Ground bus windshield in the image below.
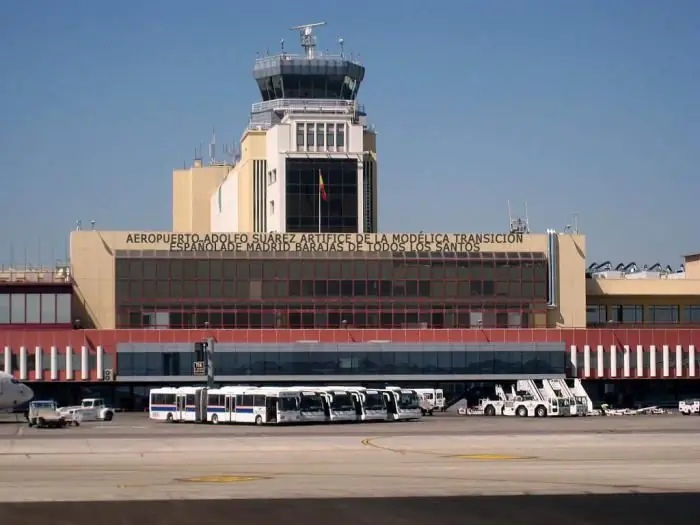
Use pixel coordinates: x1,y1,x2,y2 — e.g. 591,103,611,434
399,392,420,409
330,393,354,411
364,393,386,411
278,396,299,412
300,395,324,412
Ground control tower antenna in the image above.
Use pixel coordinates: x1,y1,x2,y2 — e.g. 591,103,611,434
289,21,327,59
209,127,216,165
507,200,530,234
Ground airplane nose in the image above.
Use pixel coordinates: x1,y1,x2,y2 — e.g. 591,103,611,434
23,386,34,402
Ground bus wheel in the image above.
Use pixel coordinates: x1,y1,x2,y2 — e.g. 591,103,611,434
166,413,174,423
255,415,263,425
211,414,219,424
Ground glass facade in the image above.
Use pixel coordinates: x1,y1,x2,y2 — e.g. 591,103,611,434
115,345,566,378
114,250,548,329
285,158,357,233
0,292,72,325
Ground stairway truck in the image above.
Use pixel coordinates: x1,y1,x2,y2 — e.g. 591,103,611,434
481,397,566,417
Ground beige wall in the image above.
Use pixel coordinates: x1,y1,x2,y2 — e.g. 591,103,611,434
69,230,586,330
172,163,230,232
234,130,267,232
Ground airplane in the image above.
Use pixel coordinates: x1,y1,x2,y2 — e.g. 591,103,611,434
0,372,34,412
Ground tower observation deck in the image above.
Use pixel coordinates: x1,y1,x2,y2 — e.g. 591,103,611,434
249,22,366,130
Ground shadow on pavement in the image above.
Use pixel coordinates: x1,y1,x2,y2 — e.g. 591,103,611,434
1,493,699,525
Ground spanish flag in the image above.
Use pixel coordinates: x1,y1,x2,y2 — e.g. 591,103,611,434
319,169,328,201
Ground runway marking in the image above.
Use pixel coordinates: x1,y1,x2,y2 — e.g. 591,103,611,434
178,475,270,483
448,454,536,461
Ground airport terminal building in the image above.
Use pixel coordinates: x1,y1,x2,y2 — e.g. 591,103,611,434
1,25,700,409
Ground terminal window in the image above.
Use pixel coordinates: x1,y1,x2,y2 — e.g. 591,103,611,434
115,251,548,330
285,158,358,233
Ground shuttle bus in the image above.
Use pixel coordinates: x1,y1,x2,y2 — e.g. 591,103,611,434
334,386,388,421
207,386,301,425
296,388,327,424
383,386,422,421
315,387,357,422
149,386,207,423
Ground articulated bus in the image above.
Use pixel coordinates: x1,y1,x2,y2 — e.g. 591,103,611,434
149,386,207,423
207,386,301,425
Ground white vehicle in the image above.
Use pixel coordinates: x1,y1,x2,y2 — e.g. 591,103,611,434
296,389,327,424
28,400,81,428
313,387,357,422
413,388,445,415
0,372,34,412
479,383,569,418
244,387,301,424
383,386,422,421
149,386,207,423
544,379,590,416
58,398,115,422
679,399,700,415
205,386,248,424
332,386,388,421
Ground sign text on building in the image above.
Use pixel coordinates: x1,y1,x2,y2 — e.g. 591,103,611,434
125,232,525,253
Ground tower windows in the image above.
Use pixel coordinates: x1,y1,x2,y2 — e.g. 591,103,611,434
295,122,346,152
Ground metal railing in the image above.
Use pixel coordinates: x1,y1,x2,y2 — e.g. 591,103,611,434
0,266,72,283
251,98,364,115
254,52,361,66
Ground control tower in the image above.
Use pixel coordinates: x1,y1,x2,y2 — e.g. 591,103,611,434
205,22,378,234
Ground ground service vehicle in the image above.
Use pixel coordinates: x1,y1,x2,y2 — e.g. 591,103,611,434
58,398,115,422
383,386,422,421
479,382,571,417
414,388,445,415
28,400,81,428
679,399,700,415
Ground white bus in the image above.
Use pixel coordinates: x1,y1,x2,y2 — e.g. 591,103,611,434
207,386,301,425
253,387,302,424
333,386,388,422
295,388,327,424
149,386,207,423
383,386,422,421
206,386,249,424
314,387,357,422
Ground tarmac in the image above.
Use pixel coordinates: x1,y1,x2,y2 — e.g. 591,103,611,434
0,413,699,524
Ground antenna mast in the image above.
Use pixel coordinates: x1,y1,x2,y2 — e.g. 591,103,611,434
507,200,530,234
289,21,327,59
209,128,216,165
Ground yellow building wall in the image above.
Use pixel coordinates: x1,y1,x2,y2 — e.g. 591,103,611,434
172,163,230,232
233,130,267,232
69,231,586,330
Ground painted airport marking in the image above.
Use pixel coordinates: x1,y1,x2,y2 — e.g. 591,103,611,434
178,475,270,483
448,454,535,460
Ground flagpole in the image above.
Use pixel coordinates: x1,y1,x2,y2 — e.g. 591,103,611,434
318,176,321,233
318,172,321,234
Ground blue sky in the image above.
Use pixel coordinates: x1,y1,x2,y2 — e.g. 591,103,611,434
1,0,698,268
